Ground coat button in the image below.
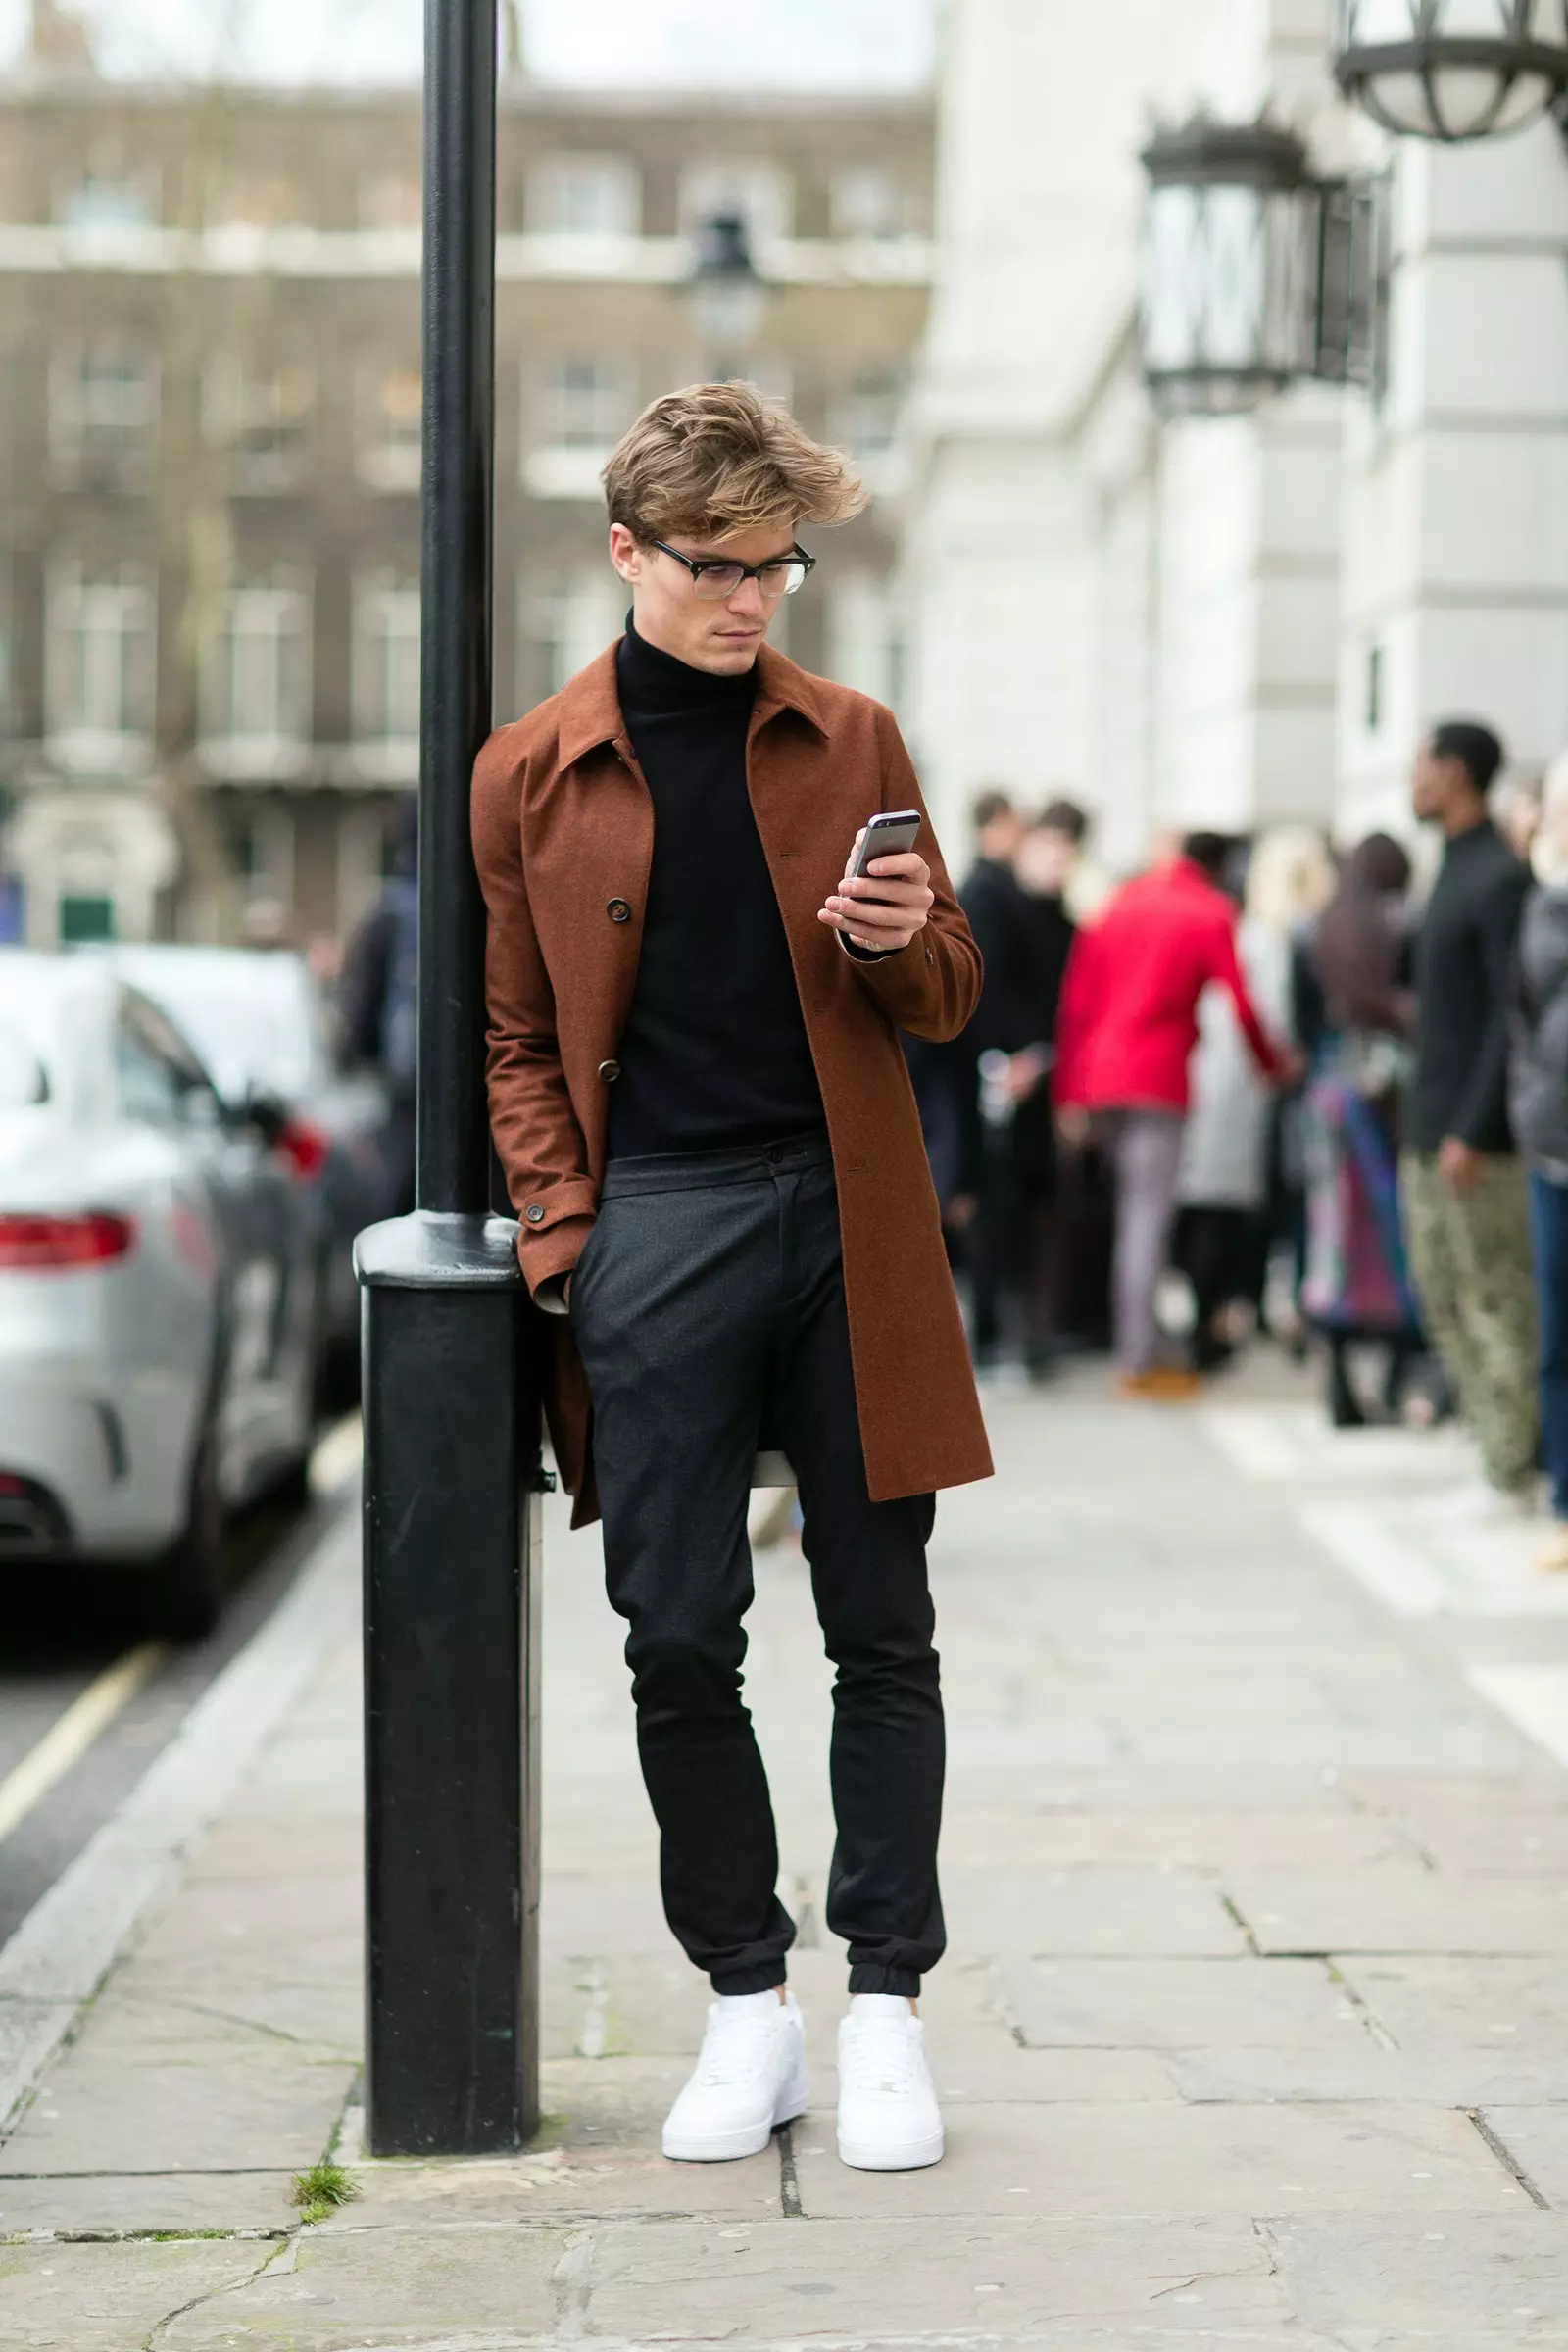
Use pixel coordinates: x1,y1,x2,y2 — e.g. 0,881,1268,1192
598,1059,621,1085
524,1204,545,1225
608,898,631,924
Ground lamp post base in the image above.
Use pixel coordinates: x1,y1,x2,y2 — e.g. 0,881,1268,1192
356,1211,545,2155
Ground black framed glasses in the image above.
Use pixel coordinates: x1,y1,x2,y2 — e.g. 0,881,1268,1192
650,540,816,603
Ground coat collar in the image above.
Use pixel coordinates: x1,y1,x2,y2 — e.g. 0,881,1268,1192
555,636,829,771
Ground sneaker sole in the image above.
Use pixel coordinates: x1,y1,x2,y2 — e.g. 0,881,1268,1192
836,2130,945,2172
663,2093,808,2165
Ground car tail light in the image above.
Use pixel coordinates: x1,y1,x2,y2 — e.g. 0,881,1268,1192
0,1212,137,1268
276,1115,329,1184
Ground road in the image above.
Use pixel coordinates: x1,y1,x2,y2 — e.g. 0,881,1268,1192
0,1415,361,1951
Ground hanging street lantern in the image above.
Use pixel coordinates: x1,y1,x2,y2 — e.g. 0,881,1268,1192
1140,118,1319,416
686,211,768,359
1334,1,1568,142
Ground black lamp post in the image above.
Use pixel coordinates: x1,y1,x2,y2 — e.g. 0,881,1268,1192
354,0,547,2157
1334,0,1568,140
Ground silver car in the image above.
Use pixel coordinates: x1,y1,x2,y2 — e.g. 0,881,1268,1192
0,951,319,1632
104,946,390,1394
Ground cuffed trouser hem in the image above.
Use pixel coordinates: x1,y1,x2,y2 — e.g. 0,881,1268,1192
849,1964,922,1998
710,1962,790,1996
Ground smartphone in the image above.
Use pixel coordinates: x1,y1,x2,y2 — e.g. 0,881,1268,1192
849,809,922,879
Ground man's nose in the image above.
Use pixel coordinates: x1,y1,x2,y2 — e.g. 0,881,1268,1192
726,576,768,619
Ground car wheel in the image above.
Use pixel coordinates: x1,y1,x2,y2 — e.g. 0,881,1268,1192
149,1424,227,1640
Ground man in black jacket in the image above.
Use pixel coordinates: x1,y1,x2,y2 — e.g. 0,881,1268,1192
958,791,1054,1369
1402,718,1537,1509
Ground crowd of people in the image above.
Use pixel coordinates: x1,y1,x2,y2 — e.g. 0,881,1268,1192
921,718,1568,1572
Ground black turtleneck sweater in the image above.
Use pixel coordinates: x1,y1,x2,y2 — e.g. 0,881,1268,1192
1409,817,1531,1154
609,624,825,1158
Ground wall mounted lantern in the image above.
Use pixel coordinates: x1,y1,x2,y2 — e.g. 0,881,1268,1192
1333,0,1568,141
1140,118,1381,416
686,212,768,357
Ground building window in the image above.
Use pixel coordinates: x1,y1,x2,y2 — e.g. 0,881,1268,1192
530,573,623,700
204,356,314,494
45,561,155,772
49,341,158,492
358,365,422,493
834,363,908,459
831,168,911,241
536,357,637,451
527,155,640,237
201,573,312,777
56,171,155,228
679,160,792,247
354,573,420,773
523,359,637,498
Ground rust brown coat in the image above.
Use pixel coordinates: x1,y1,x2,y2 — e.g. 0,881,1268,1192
470,639,993,1528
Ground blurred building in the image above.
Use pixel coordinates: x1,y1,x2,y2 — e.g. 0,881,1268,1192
906,0,1568,864
0,19,932,948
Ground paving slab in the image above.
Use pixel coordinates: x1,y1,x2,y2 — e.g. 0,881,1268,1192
940,1804,1416,1871
182,1821,362,1885
793,2099,1527,2219
574,2214,1294,2338
1267,2212,1568,2345
939,1865,1246,1957
1227,1869,1568,1954
1335,1956,1568,2054
1166,2046,1568,2108
156,2224,570,2349
1,2045,358,2175
540,1951,708,2062
1475,2108,1568,2205
0,2169,297,2234
1002,1955,1361,2048
0,2235,273,2352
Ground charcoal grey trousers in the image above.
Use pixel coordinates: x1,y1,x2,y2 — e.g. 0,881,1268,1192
569,1131,946,1998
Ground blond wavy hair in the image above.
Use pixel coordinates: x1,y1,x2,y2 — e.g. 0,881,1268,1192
603,381,868,544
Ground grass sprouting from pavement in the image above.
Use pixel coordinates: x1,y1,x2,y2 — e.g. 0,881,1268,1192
290,2158,359,2227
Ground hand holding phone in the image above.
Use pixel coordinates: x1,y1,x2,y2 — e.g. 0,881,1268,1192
818,808,934,955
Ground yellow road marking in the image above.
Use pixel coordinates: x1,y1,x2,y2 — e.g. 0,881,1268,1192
0,1642,168,1848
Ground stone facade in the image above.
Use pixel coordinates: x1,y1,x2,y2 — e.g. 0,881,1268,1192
906,0,1568,867
0,47,933,947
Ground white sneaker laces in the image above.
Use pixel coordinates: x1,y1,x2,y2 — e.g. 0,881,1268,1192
696,2010,777,2089
840,2018,921,2097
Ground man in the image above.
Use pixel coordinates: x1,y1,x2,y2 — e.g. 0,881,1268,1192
1403,718,1536,1512
337,794,417,1218
1053,832,1284,1398
957,790,1056,1368
471,383,991,2175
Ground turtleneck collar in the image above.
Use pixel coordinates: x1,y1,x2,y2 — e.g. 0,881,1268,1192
616,616,759,716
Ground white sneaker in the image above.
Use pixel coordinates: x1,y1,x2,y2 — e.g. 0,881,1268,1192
836,1994,945,2172
662,1990,808,2163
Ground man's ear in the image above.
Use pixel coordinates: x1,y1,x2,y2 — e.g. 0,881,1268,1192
608,524,640,586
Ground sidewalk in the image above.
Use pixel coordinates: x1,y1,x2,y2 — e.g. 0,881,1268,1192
5,1364,1568,2347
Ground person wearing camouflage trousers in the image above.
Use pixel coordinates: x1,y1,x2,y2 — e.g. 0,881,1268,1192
1401,1152,1537,1493
1402,719,1537,1500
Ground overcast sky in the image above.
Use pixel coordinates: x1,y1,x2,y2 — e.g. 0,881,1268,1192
0,0,936,87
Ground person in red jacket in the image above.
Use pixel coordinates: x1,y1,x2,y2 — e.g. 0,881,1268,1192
1054,833,1287,1396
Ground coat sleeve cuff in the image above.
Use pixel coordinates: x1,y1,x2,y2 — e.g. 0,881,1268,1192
516,1209,596,1304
